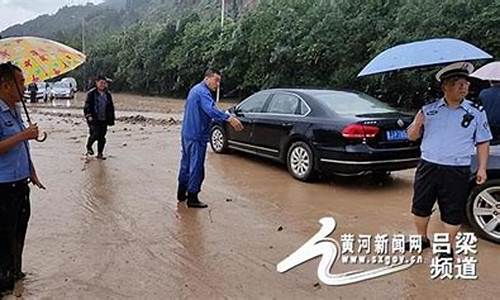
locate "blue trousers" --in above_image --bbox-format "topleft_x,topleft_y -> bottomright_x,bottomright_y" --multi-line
178,138 -> 207,194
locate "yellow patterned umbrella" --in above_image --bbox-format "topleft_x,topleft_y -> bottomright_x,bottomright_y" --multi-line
0,36 -> 86,141
0,36 -> 86,85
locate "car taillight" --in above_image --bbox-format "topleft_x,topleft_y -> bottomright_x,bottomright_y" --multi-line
342,124 -> 380,139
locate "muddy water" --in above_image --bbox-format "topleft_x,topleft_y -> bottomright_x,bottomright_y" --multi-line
4,105 -> 499,299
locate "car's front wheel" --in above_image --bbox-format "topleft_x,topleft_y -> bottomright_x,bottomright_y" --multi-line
287,141 -> 315,181
466,179 -> 500,244
210,126 -> 228,154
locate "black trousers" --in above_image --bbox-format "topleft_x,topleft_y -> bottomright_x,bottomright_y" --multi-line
86,121 -> 108,154
0,180 -> 30,292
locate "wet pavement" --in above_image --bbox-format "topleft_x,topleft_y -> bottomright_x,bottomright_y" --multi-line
3,95 -> 499,299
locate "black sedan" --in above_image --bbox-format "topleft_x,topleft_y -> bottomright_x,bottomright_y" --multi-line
210,89 -> 420,181
468,148 -> 500,244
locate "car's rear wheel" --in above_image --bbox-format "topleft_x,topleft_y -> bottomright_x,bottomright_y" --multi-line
287,141 -> 315,181
466,179 -> 500,244
210,126 -> 228,154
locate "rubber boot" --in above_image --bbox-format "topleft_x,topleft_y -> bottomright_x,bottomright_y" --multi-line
187,192 -> 208,208
177,185 -> 187,202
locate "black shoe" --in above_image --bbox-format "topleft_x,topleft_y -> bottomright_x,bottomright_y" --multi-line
0,289 -> 12,297
404,236 -> 431,251
86,148 -> 94,156
187,193 -> 208,208
15,271 -> 26,280
0,280 -> 14,296
177,186 -> 187,202
96,153 -> 107,160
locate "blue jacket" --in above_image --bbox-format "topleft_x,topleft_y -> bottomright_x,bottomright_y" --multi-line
479,86 -> 500,126
0,99 -> 31,183
181,81 -> 229,142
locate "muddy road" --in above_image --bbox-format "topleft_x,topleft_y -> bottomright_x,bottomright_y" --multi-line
4,94 -> 499,299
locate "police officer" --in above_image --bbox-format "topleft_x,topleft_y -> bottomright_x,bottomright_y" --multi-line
177,68 -> 243,208
0,63 -> 45,294
407,62 -> 492,257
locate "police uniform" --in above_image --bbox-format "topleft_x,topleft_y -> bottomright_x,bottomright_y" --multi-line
0,99 -> 31,292
412,63 -> 492,225
177,81 -> 230,205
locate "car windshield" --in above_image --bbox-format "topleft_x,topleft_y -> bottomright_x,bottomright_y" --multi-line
53,82 -> 69,89
313,91 -> 397,116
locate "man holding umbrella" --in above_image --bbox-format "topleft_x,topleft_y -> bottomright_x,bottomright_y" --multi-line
0,63 -> 45,294
0,36 -> 84,295
407,62 -> 492,257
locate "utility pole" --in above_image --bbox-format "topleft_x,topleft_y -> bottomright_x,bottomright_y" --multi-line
81,18 -> 85,54
221,0 -> 225,28
217,0 -> 225,103
81,17 -> 86,92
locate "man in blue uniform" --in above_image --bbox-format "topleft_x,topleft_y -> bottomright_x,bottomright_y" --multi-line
0,63 -> 45,294
407,62 -> 492,258
177,69 -> 243,208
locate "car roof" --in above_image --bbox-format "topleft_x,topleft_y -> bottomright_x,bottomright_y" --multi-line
258,88 -> 364,96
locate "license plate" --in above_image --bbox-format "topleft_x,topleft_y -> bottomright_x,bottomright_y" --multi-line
386,129 -> 408,141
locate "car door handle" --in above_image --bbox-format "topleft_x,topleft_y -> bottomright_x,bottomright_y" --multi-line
281,122 -> 293,127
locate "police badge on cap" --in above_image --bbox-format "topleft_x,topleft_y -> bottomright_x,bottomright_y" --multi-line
435,62 -> 474,82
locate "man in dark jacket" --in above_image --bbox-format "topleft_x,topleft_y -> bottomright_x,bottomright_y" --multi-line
84,75 -> 115,160
27,83 -> 38,103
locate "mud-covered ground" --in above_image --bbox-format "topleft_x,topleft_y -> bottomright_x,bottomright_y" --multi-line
3,93 -> 499,299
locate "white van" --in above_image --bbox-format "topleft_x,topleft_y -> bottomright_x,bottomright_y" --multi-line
61,77 -> 78,93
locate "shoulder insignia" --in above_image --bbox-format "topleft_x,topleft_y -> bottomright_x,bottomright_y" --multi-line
426,109 -> 438,116
471,102 -> 484,112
